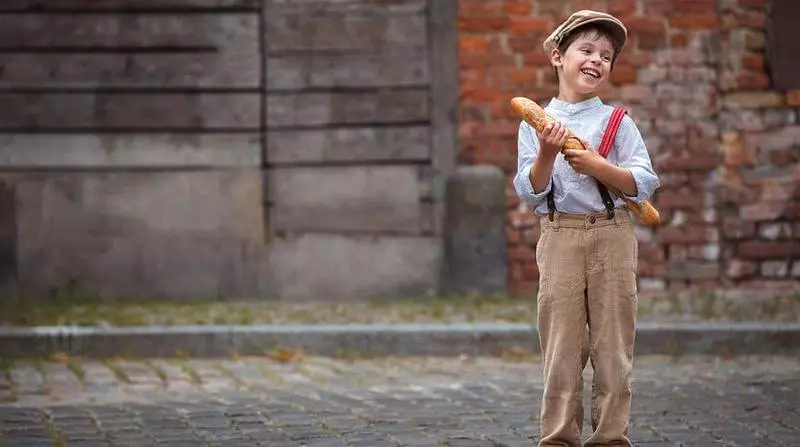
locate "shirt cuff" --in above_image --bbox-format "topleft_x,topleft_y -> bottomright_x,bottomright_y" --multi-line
622,166 -> 659,203
517,164 -> 552,206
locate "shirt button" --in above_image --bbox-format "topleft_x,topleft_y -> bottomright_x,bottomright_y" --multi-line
589,216 -> 596,224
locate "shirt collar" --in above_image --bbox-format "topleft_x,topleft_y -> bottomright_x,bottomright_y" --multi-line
547,96 -> 603,114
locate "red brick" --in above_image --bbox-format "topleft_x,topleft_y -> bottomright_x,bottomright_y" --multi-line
639,32 -> 667,50
460,53 -> 517,69
522,261 -> 539,279
608,0 -> 637,15
645,0 -> 676,15
722,131 -> 756,167
739,0 -> 766,8
726,260 -> 758,279
509,280 -> 537,297
508,17 -> 550,34
739,242 -> 800,260
616,50 -> 655,67
611,64 -> 638,84
742,11 -> 767,28
624,16 -> 667,34
459,0 -> 503,18
504,1 -> 532,15
658,156 -> 719,171
508,36 -> 545,53
459,17 -> 509,32
736,72 -> 770,89
522,52 -> 552,67
510,262 -> 524,281
675,0 -> 716,14
506,68 -> 539,89
656,192 -> 705,209
459,35 -> 490,54
715,216 -> 739,238
658,172 -> 690,187
787,90 -> 800,107
537,0 -> 566,15
669,14 -> 720,29
741,52 -> 765,70
670,33 -> 689,47
723,91 -> 783,108
769,148 -> 797,165
740,202 -> 786,221
506,193 -> 521,209
509,209 -> 537,228
745,32 -> 766,50
522,228 -> 541,244
659,226 -> 718,244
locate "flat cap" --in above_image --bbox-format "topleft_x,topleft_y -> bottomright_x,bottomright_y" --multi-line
542,10 -> 628,55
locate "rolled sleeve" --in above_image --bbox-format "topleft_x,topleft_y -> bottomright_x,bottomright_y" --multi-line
615,116 -> 660,203
513,121 -> 551,208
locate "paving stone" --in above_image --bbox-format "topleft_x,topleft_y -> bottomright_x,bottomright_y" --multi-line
0,355 -> 798,446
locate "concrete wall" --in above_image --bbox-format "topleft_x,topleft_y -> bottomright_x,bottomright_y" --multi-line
0,0 -> 477,301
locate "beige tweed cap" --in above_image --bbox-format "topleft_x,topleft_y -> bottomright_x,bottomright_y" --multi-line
542,10 -> 628,55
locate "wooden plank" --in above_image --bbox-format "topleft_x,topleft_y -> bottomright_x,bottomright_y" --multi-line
0,134 -> 261,168
0,93 -> 259,130
0,14 -> 257,49
12,169 -> 265,299
268,126 -> 429,164
266,90 -> 428,128
268,165 -> 424,233
0,14 -> 258,88
266,13 -> 426,52
264,0 -> 425,15
266,46 -> 429,90
0,0 -> 258,11
265,233 -> 441,301
0,53 -> 259,89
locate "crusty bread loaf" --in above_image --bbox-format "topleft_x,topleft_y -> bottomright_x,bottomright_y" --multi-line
511,96 -> 662,227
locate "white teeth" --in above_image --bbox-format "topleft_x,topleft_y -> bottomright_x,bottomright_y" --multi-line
581,69 -> 600,78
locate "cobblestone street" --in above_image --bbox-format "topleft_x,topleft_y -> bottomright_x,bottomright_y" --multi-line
0,355 -> 798,446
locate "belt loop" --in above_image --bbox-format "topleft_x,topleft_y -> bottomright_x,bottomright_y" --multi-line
552,211 -> 560,231
613,209 -> 621,226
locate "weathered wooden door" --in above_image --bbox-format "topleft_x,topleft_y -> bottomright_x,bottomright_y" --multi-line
0,0 -> 458,300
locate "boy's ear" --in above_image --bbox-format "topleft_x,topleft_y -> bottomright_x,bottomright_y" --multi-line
550,49 -> 563,68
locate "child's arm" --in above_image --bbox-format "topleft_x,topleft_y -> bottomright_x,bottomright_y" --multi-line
607,115 -> 660,203
617,115 -> 661,203
563,115 -> 659,202
513,121 -> 560,208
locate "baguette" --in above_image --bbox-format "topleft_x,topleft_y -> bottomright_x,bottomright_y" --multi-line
511,96 -> 661,227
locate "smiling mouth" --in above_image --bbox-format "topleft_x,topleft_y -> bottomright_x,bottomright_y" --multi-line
581,68 -> 601,78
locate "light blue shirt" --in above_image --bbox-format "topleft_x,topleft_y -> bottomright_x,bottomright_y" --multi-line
513,96 -> 660,215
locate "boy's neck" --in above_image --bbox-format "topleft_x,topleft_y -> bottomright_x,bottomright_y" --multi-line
556,78 -> 599,103
556,89 -> 598,104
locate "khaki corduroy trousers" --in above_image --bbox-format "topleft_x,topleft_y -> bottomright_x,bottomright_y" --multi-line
535,210 -> 638,447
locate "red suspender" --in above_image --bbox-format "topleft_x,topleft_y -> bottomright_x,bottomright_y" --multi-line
598,107 -> 627,158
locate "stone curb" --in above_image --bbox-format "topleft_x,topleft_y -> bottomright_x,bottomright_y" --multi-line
0,322 -> 798,359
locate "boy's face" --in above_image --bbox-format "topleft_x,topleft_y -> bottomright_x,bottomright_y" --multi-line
552,32 -> 615,96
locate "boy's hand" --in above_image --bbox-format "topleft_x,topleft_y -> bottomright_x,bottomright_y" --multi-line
563,148 -> 607,177
537,121 -> 568,158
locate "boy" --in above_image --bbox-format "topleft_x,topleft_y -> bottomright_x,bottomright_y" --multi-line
513,10 -> 660,447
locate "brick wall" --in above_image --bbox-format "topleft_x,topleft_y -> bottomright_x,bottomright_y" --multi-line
458,0 -> 800,295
